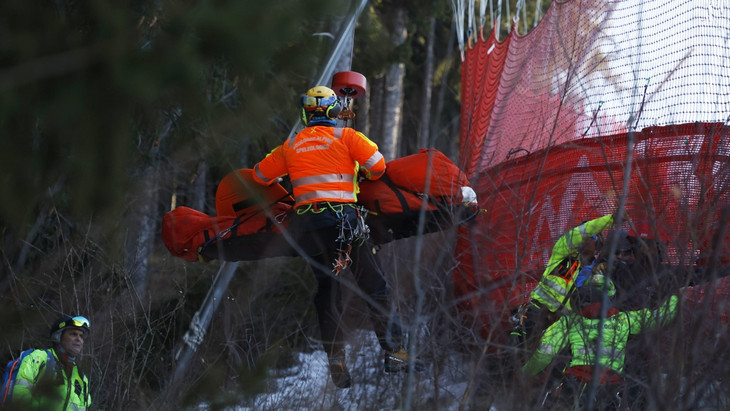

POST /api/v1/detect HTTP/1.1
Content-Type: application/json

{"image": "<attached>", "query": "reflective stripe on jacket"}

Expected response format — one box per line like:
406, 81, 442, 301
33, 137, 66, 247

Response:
253, 126, 385, 208
530, 214, 614, 312
522, 295, 679, 377
12, 348, 91, 410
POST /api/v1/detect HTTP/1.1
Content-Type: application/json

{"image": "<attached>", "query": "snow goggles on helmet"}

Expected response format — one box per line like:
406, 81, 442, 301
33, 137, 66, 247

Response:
59, 316, 90, 330
301, 95, 338, 112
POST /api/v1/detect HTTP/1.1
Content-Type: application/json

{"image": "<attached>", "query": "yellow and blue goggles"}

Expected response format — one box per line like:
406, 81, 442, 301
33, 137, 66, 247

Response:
59, 315, 90, 330
301, 95, 338, 111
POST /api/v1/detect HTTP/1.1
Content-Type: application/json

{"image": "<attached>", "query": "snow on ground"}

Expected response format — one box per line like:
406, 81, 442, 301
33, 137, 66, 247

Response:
234, 329, 486, 410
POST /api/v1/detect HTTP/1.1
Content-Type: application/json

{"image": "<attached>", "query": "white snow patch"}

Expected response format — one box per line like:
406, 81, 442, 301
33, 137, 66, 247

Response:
232, 329, 489, 410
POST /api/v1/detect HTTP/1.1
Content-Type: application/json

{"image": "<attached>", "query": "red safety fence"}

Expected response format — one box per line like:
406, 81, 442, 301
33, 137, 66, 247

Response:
454, 123, 730, 341
454, 0, 730, 342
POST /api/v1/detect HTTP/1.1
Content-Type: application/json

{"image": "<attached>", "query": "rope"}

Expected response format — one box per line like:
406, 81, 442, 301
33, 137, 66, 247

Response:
451, 0, 466, 59
199, 190, 294, 254
332, 205, 371, 275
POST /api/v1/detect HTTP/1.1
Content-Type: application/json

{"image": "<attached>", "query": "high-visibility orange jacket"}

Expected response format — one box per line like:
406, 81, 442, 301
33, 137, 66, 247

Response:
253, 126, 386, 208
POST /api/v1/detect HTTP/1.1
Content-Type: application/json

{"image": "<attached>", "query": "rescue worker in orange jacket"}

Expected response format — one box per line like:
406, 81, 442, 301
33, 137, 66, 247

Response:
252, 86, 412, 388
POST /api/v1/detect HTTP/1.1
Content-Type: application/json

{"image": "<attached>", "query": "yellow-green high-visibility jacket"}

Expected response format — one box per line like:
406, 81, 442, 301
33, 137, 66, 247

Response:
11, 347, 91, 410
530, 214, 614, 312
523, 295, 679, 376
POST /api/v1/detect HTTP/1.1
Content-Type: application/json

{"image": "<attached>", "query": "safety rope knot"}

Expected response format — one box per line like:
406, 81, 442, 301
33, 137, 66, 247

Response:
332, 244, 353, 275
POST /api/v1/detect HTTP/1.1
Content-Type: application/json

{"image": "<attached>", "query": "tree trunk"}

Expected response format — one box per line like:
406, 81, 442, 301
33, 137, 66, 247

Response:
432, 22, 458, 161
125, 164, 158, 298
368, 74, 386, 145
189, 159, 207, 213
124, 108, 180, 298
418, 17, 436, 150
331, 16, 354, 75
358, 82, 370, 136
380, 7, 407, 161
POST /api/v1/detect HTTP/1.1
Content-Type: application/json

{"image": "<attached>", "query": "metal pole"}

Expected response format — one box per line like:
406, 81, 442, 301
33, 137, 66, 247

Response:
170, 261, 239, 386
285, 0, 369, 141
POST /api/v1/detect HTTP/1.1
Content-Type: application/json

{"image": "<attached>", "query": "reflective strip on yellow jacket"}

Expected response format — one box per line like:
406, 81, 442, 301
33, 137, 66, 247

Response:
530, 214, 614, 312
523, 295, 679, 376
253, 126, 385, 208
12, 348, 91, 410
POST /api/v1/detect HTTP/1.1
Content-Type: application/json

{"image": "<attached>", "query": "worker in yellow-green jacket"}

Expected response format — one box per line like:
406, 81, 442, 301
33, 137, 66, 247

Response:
512, 213, 618, 348
5, 315, 91, 410
522, 274, 678, 409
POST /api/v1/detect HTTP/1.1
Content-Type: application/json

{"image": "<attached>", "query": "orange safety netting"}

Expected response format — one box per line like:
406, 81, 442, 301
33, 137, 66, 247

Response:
454, 0, 730, 340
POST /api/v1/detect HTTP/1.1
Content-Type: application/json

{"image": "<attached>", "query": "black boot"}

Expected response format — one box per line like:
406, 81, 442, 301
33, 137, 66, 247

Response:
384, 347, 425, 373
328, 354, 352, 388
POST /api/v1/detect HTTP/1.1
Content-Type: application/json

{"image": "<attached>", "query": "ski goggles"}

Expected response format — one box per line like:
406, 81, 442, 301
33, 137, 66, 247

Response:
301, 95, 338, 111
59, 316, 90, 330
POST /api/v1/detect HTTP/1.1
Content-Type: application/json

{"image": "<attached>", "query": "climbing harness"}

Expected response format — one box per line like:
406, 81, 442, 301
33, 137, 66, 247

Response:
332, 205, 371, 275
295, 202, 372, 275
353, 206, 370, 242
332, 208, 354, 275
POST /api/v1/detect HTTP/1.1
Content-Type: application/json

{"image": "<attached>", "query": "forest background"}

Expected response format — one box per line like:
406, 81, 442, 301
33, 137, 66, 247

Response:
0, 0, 549, 408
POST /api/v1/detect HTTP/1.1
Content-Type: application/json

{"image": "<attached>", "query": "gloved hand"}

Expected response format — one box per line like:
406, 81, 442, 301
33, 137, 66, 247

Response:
613, 208, 629, 224
461, 186, 478, 206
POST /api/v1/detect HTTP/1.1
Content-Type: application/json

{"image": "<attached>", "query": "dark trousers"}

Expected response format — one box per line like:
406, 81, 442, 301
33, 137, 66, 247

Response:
289, 204, 404, 357
513, 302, 557, 353
545, 376, 623, 410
